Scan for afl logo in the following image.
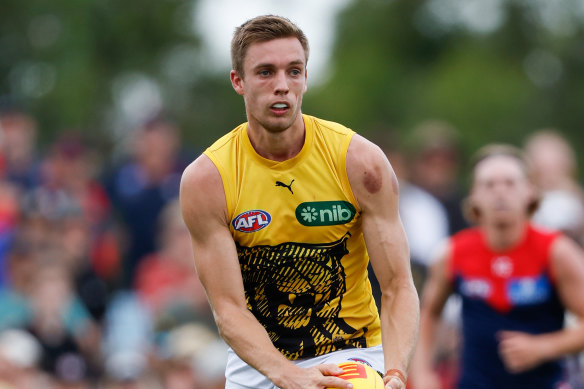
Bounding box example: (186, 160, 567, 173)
(232, 210, 271, 233)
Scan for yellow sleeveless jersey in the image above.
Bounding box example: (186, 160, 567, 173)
(204, 114, 381, 360)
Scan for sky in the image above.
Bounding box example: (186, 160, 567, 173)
(193, 0, 353, 84)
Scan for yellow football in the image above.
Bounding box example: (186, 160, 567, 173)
(327, 361, 385, 388)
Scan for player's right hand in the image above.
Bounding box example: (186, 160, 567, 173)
(273, 363, 354, 389)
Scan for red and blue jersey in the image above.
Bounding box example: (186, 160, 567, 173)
(448, 224, 564, 388)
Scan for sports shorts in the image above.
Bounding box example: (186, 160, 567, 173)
(224, 345, 384, 389)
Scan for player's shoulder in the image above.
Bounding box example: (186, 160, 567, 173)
(180, 154, 224, 201)
(347, 133, 386, 167)
(450, 227, 482, 250)
(182, 153, 215, 180)
(527, 223, 561, 241)
(306, 114, 354, 136)
(345, 134, 398, 210)
(180, 154, 227, 225)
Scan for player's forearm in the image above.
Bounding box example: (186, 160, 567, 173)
(214, 303, 298, 385)
(380, 279, 420, 375)
(537, 320, 584, 361)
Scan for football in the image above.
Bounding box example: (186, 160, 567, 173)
(327, 361, 385, 388)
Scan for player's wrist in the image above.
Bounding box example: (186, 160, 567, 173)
(383, 368, 407, 386)
(534, 334, 556, 363)
(265, 360, 301, 388)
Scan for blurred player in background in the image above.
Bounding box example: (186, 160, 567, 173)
(411, 144, 584, 388)
(180, 14, 418, 389)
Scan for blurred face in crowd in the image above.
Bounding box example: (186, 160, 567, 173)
(134, 122, 179, 181)
(412, 146, 459, 196)
(470, 155, 535, 227)
(524, 132, 576, 190)
(231, 37, 307, 134)
(30, 264, 73, 318)
(0, 112, 36, 165)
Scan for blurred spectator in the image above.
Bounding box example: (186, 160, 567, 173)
(0, 104, 41, 190)
(104, 114, 191, 287)
(40, 133, 122, 283)
(134, 200, 212, 332)
(52, 352, 92, 389)
(400, 122, 465, 388)
(524, 130, 584, 389)
(25, 258, 101, 383)
(524, 130, 584, 243)
(0, 180, 21, 286)
(368, 128, 449, 293)
(102, 291, 154, 386)
(156, 323, 226, 389)
(192, 337, 229, 389)
(19, 197, 113, 326)
(0, 239, 35, 332)
(41, 134, 112, 226)
(0, 328, 46, 388)
(406, 120, 468, 236)
(58, 210, 112, 323)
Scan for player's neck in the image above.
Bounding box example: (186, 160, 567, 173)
(247, 116, 305, 162)
(483, 219, 528, 251)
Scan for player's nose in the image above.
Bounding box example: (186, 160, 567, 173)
(273, 70, 289, 94)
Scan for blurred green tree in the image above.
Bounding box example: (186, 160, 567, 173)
(304, 0, 584, 172)
(0, 0, 204, 149)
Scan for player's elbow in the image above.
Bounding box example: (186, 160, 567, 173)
(381, 276, 419, 308)
(211, 300, 247, 341)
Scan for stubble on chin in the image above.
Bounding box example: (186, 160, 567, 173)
(257, 111, 300, 134)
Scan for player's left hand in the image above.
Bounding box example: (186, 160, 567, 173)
(497, 330, 550, 373)
(383, 376, 405, 389)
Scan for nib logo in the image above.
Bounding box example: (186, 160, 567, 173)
(300, 206, 318, 223)
(295, 201, 356, 226)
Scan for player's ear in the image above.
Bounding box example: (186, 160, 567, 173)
(303, 69, 308, 93)
(231, 70, 245, 96)
(463, 193, 480, 224)
(525, 181, 541, 216)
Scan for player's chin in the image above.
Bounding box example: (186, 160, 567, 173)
(263, 117, 295, 133)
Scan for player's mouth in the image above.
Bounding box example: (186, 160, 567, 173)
(270, 102, 290, 115)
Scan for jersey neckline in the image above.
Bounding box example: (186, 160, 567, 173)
(242, 114, 314, 170)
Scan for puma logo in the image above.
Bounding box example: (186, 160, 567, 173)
(276, 179, 295, 194)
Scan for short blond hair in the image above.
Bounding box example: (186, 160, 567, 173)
(231, 15, 309, 78)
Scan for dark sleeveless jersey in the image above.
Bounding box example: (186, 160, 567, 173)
(447, 224, 564, 388)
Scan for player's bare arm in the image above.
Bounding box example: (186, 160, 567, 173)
(410, 243, 454, 389)
(179, 155, 351, 389)
(346, 134, 420, 389)
(498, 235, 584, 373)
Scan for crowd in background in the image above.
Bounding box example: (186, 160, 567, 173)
(0, 102, 224, 389)
(1, 102, 583, 388)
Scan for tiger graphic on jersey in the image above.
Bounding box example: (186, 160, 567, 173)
(237, 233, 369, 359)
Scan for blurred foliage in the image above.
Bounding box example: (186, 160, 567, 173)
(1, 0, 584, 173)
(305, 0, 584, 173)
(0, 0, 202, 148)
